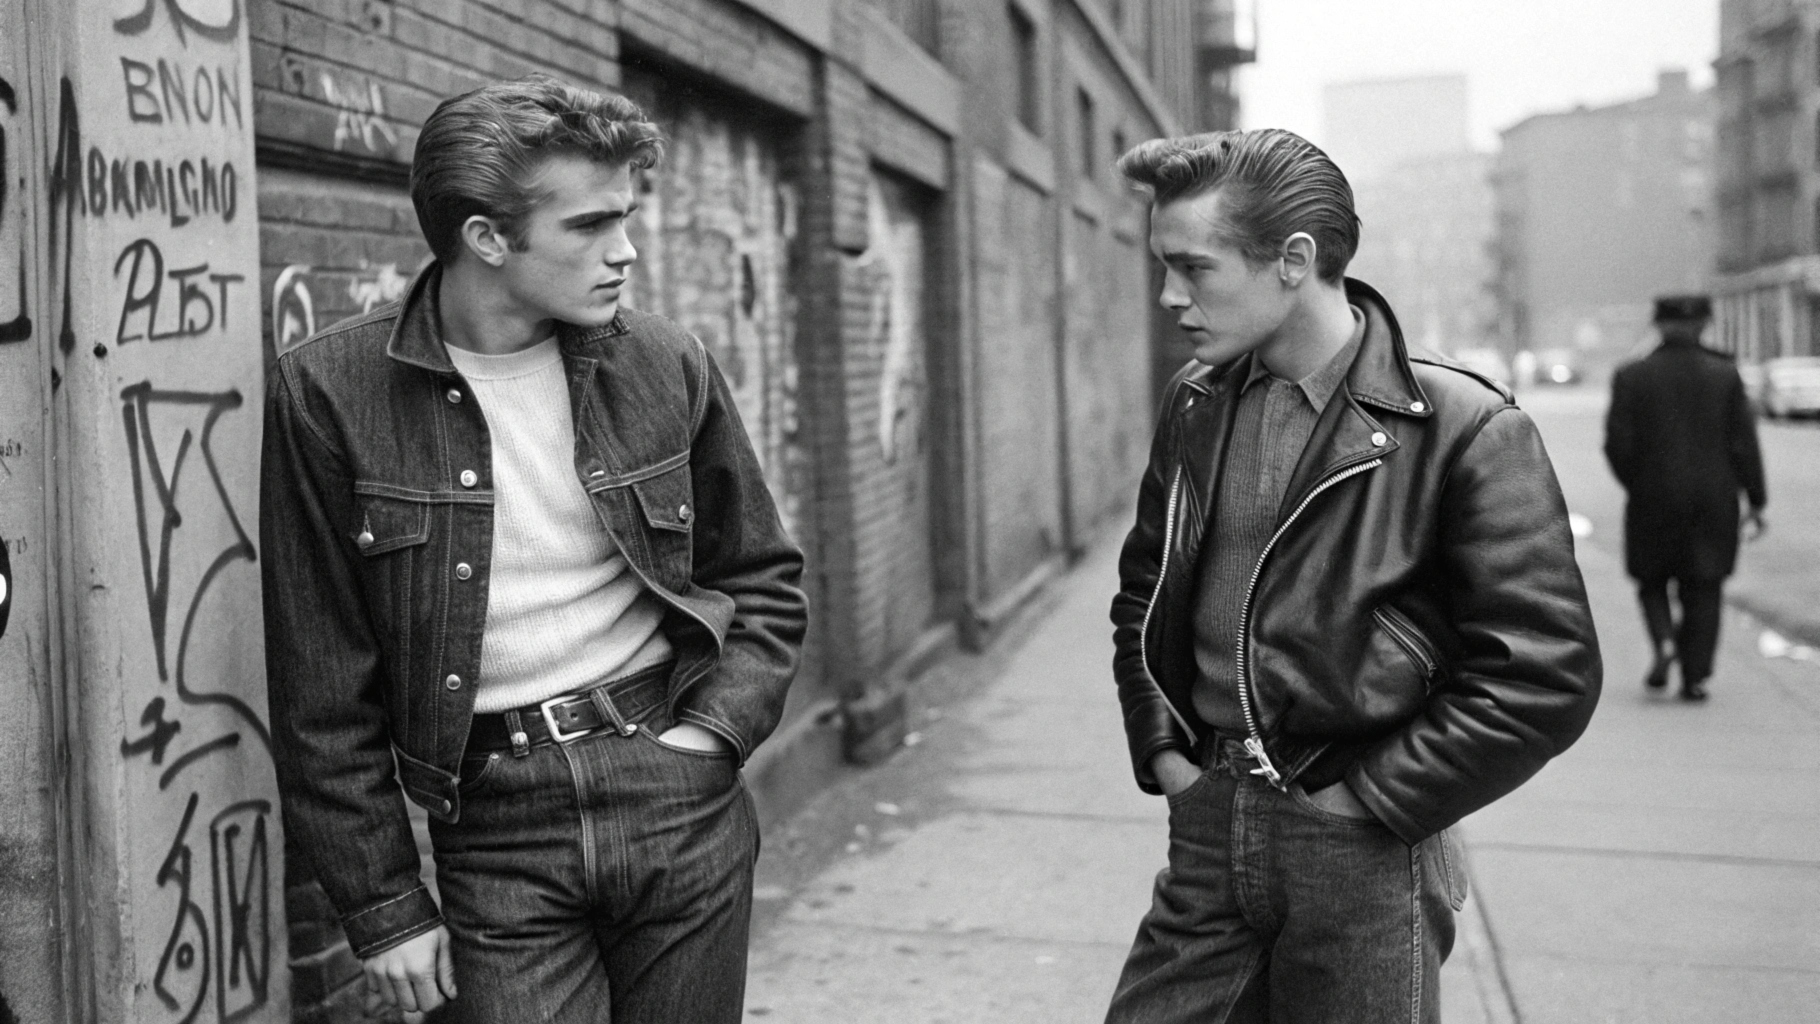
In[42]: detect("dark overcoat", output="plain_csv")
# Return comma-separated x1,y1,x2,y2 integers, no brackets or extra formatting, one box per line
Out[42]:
1604,340,1767,583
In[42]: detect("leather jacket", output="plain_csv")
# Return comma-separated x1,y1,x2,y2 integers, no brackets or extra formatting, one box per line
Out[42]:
1111,280,1601,845
261,264,806,956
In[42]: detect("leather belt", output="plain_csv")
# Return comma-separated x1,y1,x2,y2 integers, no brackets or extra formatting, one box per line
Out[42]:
466,663,670,756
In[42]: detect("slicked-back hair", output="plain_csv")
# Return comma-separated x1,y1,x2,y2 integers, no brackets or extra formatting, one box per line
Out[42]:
1118,129,1360,283
411,74,666,265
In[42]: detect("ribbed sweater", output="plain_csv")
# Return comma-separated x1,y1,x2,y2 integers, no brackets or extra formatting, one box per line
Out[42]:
445,338,672,713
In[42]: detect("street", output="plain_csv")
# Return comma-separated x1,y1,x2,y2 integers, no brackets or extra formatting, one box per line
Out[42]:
744,383,1820,1023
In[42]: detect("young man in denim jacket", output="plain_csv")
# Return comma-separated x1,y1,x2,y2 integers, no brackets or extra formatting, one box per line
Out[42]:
1105,130,1600,1023
262,76,806,1021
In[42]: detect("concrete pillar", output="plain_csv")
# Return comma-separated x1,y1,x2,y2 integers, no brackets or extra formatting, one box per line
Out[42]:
0,0,286,1020
0,2,68,1019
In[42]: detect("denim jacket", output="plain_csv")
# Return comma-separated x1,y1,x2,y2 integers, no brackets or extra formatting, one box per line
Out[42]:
261,264,807,957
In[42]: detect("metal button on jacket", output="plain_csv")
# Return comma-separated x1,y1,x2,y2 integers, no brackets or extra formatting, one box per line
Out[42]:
460,469,478,488
446,388,463,404
445,674,462,691
1410,401,1427,413
1370,431,1389,447
678,503,693,523
455,562,473,580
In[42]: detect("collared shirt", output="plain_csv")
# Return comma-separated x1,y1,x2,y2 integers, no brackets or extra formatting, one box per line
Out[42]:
1190,311,1365,732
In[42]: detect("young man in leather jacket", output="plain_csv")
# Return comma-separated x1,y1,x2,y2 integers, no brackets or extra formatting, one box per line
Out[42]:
262,77,806,1021
1103,129,1601,1023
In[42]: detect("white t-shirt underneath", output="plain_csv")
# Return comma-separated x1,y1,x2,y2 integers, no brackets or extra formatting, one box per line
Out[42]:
445,338,672,713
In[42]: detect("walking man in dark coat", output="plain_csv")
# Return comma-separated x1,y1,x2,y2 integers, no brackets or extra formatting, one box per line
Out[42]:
1605,295,1767,702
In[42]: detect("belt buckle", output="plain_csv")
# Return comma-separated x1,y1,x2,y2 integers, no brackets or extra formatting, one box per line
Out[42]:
539,694,595,744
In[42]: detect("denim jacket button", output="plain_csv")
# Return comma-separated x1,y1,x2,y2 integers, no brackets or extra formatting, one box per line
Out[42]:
459,469,478,488
678,503,693,522
446,388,463,404
444,674,462,691
455,562,473,581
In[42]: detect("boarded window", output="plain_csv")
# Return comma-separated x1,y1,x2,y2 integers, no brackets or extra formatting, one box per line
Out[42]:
1077,87,1097,179
1011,4,1040,133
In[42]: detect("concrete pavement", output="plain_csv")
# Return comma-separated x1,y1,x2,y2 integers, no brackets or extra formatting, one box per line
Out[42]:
745,391,1820,1020
744,534,1511,1023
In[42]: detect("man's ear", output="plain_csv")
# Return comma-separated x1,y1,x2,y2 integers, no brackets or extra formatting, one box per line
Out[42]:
1279,232,1318,287
460,215,512,268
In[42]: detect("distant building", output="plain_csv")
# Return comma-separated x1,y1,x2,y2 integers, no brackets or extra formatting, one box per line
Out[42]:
1348,151,1497,354
1713,0,1820,361
1323,75,1470,184
1325,74,1493,357
1492,71,1715,370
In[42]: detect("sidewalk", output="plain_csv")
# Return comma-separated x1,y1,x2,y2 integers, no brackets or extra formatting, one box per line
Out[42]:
745,525,1820,1022
744,533,1496,1022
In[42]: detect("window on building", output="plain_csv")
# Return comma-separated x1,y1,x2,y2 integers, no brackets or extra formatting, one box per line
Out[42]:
1011,4,1040,133
1078,88,1097,179
869,0,940,56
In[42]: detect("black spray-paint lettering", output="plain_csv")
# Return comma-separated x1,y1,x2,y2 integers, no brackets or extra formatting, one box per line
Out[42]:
48,77,79,354
115,0,242,47
149,792,274,1024
114,238,245,344
153,793,210,1024
83,147,236,225
0,73,29,345
209,801,271,1021
119,383,269,751
120,58,241,130
121,695,183,763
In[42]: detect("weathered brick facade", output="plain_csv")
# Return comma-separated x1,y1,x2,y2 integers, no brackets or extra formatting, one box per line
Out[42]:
248,0,1229,1014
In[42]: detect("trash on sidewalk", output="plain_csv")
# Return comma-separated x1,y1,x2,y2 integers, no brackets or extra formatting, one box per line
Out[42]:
1757,628,1820,663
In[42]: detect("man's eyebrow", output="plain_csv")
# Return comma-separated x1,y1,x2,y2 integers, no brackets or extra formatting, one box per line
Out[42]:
560,201,640,226
1158,248,1213,263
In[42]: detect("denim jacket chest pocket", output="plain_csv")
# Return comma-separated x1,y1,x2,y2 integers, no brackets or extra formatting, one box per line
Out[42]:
350,485,474,688
588,456,695,593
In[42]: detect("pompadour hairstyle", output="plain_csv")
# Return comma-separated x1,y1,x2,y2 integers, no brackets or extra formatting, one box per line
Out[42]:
1117,129,1361,283
411,74,666,265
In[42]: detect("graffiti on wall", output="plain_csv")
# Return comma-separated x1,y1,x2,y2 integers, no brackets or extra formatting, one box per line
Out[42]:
857,176,927,467
853,172,938,656
622,93,807,538
0,73,30,345
95,2,281,1020
270,261,410,356
321,71,398,155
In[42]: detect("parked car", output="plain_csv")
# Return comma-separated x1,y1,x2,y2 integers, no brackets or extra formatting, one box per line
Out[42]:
1451,347,1513,386
1532,347,1583,385
1758,356,1820,418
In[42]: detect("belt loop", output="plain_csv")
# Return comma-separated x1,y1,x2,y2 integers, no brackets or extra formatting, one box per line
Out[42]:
504,709,531,758
589,686,636,737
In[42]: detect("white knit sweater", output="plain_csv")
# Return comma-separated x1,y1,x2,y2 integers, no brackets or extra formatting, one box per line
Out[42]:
445,338,672,713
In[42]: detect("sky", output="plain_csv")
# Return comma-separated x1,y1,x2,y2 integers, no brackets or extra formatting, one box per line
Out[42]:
1238,0,1721,151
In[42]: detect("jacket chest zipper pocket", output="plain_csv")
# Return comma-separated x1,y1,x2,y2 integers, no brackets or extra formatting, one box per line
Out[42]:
1373,606,1438,683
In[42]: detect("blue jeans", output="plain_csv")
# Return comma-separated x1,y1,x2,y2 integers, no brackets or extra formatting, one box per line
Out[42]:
1106,742,1468,1024
427,666,759,1022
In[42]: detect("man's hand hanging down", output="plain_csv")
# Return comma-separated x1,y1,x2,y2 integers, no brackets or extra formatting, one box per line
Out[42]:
362,925,457,1020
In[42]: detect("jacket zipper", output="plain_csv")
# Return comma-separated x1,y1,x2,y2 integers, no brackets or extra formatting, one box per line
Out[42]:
1375,607,1438,680
1139,466,1199,741
1233,457,1384,787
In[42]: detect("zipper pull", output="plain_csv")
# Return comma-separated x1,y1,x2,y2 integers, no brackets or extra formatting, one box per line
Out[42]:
1244,736,1285,789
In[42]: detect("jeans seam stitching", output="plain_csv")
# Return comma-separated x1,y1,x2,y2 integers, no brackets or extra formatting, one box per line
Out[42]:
560,743,600,907
1410,845,1424,1024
